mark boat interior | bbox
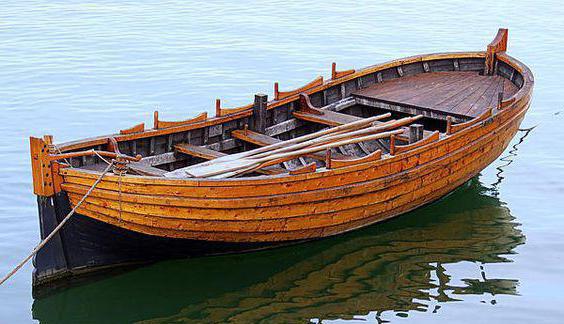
[55,39,524,179]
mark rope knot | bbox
[112,157,128,176]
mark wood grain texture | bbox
[119,123,145,135]
[353,72,518,118]
[216,100,253,117]
[41,41,533,242]
[30,136,55,196]
[154,111,208,129]
[275,76,324,101]
[58,90,530,241]
[485,28,508,75]
[331,62,355,80]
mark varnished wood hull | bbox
[58,96,530,242]
[31,39,534,286]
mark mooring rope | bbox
[0,161,115,286]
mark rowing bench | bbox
[174,143,286,175]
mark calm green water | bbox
[1,1,563,323]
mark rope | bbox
[110,157,127,223]
[118,169,123,222]
[94,150,112,166]
[54,144,72,167]
[0,161,115,286]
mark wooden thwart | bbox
[293,109,363,127]
[174,143,286,175]
[127,163,167,177]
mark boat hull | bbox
[34,101,528,287]
[31,47,534,286]
[58,97,530,242]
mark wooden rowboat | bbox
[29,29,533,287]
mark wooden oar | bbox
[248,115,422,160]
[166,118,396,179]
[178,113,391,169]
[184,129,403,179]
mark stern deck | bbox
[353,71,519,121]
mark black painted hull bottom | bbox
[33,192,285,290]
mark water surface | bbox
[1,0,564,323]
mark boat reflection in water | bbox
[32,177,524,323]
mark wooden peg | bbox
[153,111,159,129]
[389,134,396,155]
[446,116,454,135]
[215,99,221,117]
[274,82,279,100]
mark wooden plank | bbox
[174,143,286,175]
[263,97,355,137]
[275,76,324,100]
[140,152,182,166]
[353,71,512,119]
[354,72,459,100]
[119,123,144,135]
[175,143,225,160]
[432,75,491,112]
[30,137,54,196]
[60,97,529,199]
[154,111,208,130]
[128,163,167,177]
[466,77,504,116]
[293,109,363,127]
[399,74,483,108]
[454,76,499,116]
[372,73,467,103]
[62,112,523,212]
